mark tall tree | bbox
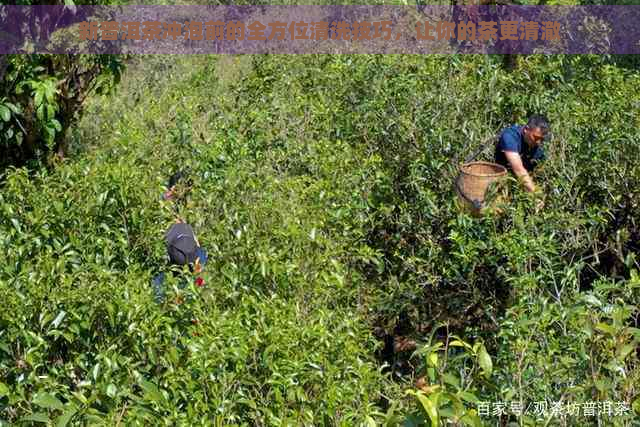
[0,1,126,169]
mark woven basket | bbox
[455,161,507,215]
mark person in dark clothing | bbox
[165,221,207,268]
[151,220,208,303]
[495,115,550,194]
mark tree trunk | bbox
[20,102,40,164]
[502,53,518,71]
[451,0,520,71]
[54,97,77,160]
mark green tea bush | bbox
[217,53,640,424]
[0,56,397,426]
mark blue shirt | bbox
[494,125,545,172]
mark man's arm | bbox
[503,151,536,192]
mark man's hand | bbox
[503,151,536,192]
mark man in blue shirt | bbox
[495,115,550,193]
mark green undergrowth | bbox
[0,56,395,425]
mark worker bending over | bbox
[495,114,549,193]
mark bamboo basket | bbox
[455,161,507,216]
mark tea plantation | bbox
[1,32,640,427]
